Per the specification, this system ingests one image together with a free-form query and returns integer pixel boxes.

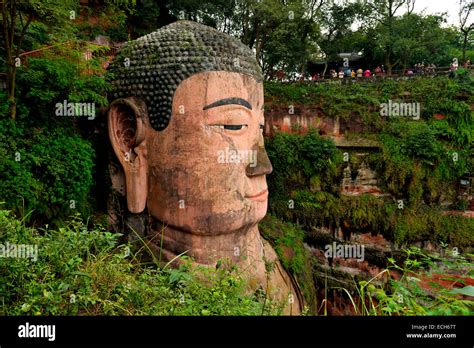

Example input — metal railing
[274,65,473,84]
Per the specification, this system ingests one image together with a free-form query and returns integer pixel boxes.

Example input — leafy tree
[0,0,78,120]
[457,0,473,63]
[317,0,367,76]
[390,14,457,69]
[262,0,321,78]
[361,9,461,70]
[1,0,135,120]
[363,0,415,75]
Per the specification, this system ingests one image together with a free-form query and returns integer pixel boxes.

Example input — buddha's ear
[108,97,148,213]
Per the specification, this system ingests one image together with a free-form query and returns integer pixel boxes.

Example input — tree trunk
[5,48,17,120]
[9,86,16,120]
[8,71,17,120]
[322,59,328,79]
[2,1,16,119]
[2,2,32,120]
[461,31,468,63]
[385,52,392,76]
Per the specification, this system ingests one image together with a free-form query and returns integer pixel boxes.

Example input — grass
[1,207,471,316]
[324,247,474,316]
[0,209,284,316]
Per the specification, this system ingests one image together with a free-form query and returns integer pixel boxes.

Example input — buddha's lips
[245,189,268,201]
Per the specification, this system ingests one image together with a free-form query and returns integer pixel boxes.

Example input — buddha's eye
[260,124,264,131]
[224,124,247,130]
[214,124,247,130]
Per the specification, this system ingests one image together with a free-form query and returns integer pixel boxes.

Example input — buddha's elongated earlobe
[108,97,148,213]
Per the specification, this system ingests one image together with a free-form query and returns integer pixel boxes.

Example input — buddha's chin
[220,199,268,230]
[248,199,268,227]
[203,201,267,234]
[148,195,268,235]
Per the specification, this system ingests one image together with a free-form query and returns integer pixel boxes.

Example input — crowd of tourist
[307,59,472,82]
[287,59,472,82]
[319,65,386,80]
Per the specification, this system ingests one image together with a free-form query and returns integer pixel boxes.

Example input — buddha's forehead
[176,71,263,108]
[207,72,261,102]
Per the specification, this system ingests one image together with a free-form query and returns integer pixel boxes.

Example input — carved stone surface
[107,21,302,314]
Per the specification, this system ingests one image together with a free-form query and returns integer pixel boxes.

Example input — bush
[0,210,282,316]
[375,119,469,206]
[349,247,474,315]
[15,52,109,127]
[0,38,111,225]
[0,119,94,224]
[266,130,341,198]
[259,214,317,312]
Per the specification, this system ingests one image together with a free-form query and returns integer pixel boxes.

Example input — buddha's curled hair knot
[107,21,263,131]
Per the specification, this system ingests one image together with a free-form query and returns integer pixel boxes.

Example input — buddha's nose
[246,145,273,177]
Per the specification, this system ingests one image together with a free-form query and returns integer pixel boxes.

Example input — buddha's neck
[146,218,265,268]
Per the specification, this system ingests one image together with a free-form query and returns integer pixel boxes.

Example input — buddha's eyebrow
[203,97,252,110]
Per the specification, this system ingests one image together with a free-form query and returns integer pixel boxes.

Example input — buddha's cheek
[147,159,261,235]
[145,126,268,233]
[189,164,268,233]
[195,163,260,229]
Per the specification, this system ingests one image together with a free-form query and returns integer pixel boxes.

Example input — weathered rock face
[306,226,402,315]
[341,161,385,196]
[263,104,373,137]
[264,105,338,136]
[106,21,302,314]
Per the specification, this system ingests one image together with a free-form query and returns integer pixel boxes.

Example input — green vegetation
[265,76,474,145]
[0,119,94,225]
[0,20,110,225]
[392,209,474,248]
[266,130,341,198]
[263,75,473,316]
[0,209,282,315]
[260,214,307,275]
[336,247,474,315]
[264,76,474,250]
[375,121,470,206]
[15,48,110,126]
[259,214,317,313]
[265,128,473,247]
[0,0,472,317]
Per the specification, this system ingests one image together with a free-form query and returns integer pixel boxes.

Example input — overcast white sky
[345,0,467,32]
[403,0,463,26]
[344,0,468,27]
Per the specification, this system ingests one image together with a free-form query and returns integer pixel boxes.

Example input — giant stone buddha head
[106,21,302,314]
[107,21,274,263]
